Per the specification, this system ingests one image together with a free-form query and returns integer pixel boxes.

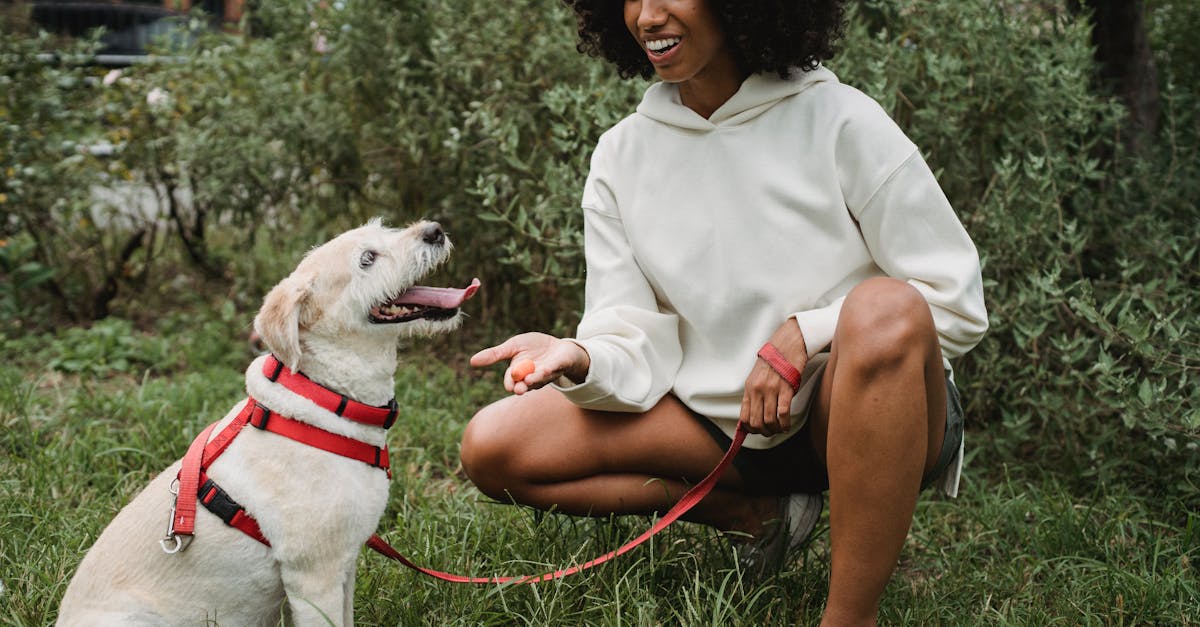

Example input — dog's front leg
[280,560,352,627]
[342,559,357,626]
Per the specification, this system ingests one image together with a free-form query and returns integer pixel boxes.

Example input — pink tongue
[394,277,480,308]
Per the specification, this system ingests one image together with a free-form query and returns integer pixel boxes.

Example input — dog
[58,219,479,626]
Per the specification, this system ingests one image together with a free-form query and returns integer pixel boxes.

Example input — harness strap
[364,423,749,584]
[248,402,390,477]
[169,421,220,539]
[198,473,270,545]
[263,355,399,429]
[165,396,388,550]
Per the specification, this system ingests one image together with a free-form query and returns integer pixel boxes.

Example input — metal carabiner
[160,533,184,554]
[160,479,190,554]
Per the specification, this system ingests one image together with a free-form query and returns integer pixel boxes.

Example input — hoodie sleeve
[551,138,683,411]
[797,88,988,360]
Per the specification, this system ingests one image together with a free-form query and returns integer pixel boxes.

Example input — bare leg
[460,390,777,537]
[805,278,948,627]
[461,276,950,626]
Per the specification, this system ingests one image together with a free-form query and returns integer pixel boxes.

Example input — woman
[461,1,988,624]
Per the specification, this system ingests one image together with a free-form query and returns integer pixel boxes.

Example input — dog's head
[253,219,479,371]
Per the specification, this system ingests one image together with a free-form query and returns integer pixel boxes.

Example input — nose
[635,0,667,31]
[422,222,446,246]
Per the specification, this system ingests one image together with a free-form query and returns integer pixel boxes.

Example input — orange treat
[511,359,536,381]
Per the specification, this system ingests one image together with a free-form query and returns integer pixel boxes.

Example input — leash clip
[160,479,191,554]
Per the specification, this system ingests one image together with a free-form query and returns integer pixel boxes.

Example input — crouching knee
[460,400,525,501]
[837,277,938,372]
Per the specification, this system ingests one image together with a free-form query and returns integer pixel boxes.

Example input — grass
[1,313,1197,626]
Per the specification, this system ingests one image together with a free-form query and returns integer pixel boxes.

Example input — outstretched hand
[740,320,808,435]
[470,332,591,395]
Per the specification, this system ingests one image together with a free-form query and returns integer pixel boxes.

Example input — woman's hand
[470,332,591,395]
[740,320,809,435]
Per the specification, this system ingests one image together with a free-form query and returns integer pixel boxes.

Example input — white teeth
[646,37,680,52]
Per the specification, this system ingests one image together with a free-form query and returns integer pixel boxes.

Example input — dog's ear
[254,272,314,371]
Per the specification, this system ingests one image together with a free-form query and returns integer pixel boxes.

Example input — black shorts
[690,372,964,495]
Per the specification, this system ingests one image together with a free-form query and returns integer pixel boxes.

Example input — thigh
[463,387,751,488]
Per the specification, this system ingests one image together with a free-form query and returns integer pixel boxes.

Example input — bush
[834,0,1198,482]
[0,26,131,323]
[4,0,639,334]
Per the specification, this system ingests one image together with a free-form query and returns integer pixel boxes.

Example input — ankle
[722,494,780,538]
[820,601,879,627]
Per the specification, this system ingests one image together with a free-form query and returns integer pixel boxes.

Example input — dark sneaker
[735,493,823,579]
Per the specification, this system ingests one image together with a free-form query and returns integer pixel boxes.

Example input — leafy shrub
[46,317,170,376]
[834,0,1198,477]
[0,26,127,323]
[0,234,54,325]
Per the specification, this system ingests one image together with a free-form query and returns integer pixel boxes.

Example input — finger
[470,345,507,368]
[760,397,780,435]
[747,392,768,434]
[776,388,794,432]
[502,365,517,393]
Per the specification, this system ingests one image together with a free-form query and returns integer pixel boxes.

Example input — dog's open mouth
[369,277,481,324]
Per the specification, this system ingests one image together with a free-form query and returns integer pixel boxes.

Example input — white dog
[58,219,479,626]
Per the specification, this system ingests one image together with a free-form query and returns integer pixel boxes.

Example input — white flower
[102,69,122,86]
[146,87,170,108]
[312,33,330,54]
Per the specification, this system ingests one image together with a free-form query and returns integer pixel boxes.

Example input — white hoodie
[555,67,987,486]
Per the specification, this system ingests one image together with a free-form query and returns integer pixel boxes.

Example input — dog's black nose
[422,222,445,246]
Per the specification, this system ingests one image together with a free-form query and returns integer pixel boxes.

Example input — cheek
[623,2,640,38]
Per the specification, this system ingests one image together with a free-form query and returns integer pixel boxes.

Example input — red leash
[162,354,748,584]
[364,423,747,584]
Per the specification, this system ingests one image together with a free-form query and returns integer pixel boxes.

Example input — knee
[835,278,936,373]
[460,401,522,500]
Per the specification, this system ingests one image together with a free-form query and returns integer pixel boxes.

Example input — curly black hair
[561,0,846,79]
[559,0,844,78]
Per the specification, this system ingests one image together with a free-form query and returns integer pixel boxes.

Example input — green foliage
[0,234,55,324]
[43,318,168,376]
[833,0,1199,477]
[1148,0,1200,91]
[2,0,639,334]
[0,27,122,323]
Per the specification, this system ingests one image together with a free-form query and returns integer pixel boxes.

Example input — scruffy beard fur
[57,219,475,626]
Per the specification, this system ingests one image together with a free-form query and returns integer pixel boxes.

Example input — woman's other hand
[740,320,808,435]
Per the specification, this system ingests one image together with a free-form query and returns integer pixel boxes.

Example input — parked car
[29,0,240,65]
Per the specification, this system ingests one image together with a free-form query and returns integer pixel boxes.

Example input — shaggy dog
[58,219,479,626]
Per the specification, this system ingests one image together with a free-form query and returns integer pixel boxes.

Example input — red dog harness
[161,355,394,552]
[161,354,747,585]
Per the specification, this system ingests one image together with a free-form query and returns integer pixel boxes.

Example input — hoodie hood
[635,66,839,130]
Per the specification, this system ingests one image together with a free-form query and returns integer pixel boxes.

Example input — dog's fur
[58,219,470,626]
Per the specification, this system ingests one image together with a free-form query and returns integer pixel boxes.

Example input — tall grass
[1,312,1196,625]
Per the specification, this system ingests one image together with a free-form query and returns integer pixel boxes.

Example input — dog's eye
[359,250,377,269]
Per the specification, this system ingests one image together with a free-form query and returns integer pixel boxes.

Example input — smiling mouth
[368,278,480,324]
[646,37,680,56]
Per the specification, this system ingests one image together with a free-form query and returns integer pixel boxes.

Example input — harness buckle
[383,399,399,429]
[250,403,271,429]
[266,356,285,382]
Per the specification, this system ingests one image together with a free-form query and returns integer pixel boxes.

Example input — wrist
[563,340,591,384]
[771,319,809,364]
